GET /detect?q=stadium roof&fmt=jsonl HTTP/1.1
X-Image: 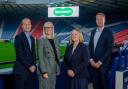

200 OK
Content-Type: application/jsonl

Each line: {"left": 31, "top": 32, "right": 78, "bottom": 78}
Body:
{"left": 69, "top": 0, "right": 128, "bottom": 14}
{"left": 0, "top": 4, "right": 47, "bottom": 19}
{"left": 0, "top": 0, "right": 128, "bottom": 20}
{"left": 0, "top": 0, "right": 69, "bottom": 4}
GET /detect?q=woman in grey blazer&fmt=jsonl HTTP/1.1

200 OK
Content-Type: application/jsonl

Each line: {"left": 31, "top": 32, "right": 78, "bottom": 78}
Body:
{"left": 38, "top": 21, "right": 60, "bottom": 89}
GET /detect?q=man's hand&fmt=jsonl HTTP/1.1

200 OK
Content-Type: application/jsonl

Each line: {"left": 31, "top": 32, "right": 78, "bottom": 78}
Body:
{"left": 90, "top": 59, "right": 96, "bottom": 68}
{"left": 29, "top": 65, "right": 36, "bottom": 73}
{"left": 67, "top": 70, "right": 75, "bottom": 77}
{"left": 42, "top": 73, "right": 48, "bottom": 79}
{"left": 95, "top": 61, "right": 102, "bottom": 69}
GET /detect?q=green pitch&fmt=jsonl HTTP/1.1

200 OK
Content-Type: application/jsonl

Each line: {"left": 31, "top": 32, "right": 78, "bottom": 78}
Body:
{"left": 0, "top": 42, "right": 16, "bottom": 62}
{"left": 0, "top": 42, "right": 66, "bottom": 69}
{"left": 0, "top": 42, "right": 15, "bottom": 69}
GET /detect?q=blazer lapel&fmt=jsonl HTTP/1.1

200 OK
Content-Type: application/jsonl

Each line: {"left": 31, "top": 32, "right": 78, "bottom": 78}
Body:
{"left": 71, "top": 43, "right": 80, "bottom": 56}
{"left": 95, "top": 28, "right": 105, "bottom": 52}
{"left": 68, "top": 44, "right": 73, "bottom": 60}
{"left": 53, "top": 38, "right": 60, "bottom": 59}
{"left": 22, "top": 32, "right": 32, "bottom": 52}
{"left": 30, "top": 36, "right": 34, "bottom": 51}
{"left": 92, "top": 30, "right": 96, "bottom": 53}
{"left": 45, "top": 38, "right": 54, "bottom": 53}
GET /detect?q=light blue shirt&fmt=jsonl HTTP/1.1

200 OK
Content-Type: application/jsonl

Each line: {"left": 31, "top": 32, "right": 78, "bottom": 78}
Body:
{"left": 24, "top": 32, "right": 31, "bottom": 49}
{"left": 94, "top": 28, "right": 103, "bottom": 52}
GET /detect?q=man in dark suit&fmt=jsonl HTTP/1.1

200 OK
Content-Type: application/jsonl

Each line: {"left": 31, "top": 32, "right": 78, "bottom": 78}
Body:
{"left": 13, "top": 18, "right": 36, "bottom": 89}
{"left": 89, "top": 13, "right": 113, "bottom": 89}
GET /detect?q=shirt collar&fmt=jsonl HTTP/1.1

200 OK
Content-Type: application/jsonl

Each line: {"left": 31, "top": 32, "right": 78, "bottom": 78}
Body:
{"left": 24, "top": 32, "right": 31, "bottom": 36}
{"left": 96, "top": 27, "right": 104, "bottom": 32}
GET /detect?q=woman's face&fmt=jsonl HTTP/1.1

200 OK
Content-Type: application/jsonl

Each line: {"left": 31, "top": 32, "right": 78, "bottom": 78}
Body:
{"left": 71, "top": 30, "right": 80, "bottom": 43}
{"left": 44, "top": 26, "right": 53, "bottom": 36}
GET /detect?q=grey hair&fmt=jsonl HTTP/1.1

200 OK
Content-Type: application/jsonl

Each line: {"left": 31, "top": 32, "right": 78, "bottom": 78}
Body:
{"left": 21, "top": 18, "right": 31, "bottom": 24}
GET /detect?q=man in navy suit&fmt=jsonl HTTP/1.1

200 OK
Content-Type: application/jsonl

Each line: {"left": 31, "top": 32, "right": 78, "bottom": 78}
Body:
{"left": 89, "top": 13, "right": 113, "bottom": 89}
{"left": 13, "top": 18, "right": 36, "bottom": 89}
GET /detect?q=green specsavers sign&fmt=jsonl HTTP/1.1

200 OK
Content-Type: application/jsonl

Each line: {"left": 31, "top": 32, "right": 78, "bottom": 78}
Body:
{"left": 48, "top": 6, "right": 79, "bottom": 17}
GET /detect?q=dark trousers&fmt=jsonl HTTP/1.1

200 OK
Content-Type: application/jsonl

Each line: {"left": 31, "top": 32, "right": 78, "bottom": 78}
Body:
{"left": 15, "top": 74, "right": 34, "bottom": 89}
{"left": 89, "top": 66, "right": 110, "bottom": 89}
{"left": 68, "top": 77, "right": 88, "bottom": 89}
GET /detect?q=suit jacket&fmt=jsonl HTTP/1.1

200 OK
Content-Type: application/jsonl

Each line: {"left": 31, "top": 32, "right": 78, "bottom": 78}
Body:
{"left": 13, "top": 32, "right": 36, "bottom": 75}
{"left": 38, "top": 36, "right": 60, "bottom": 75}
{"left": 89, "top": 28, "right": 113, "bottom": 71}
{"left": 64, "top": 43, "right": 90, "bottom": 78}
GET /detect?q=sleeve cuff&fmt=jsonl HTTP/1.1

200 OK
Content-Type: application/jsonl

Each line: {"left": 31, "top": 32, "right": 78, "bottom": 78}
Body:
{"left": 42, "top": 72, "right": 47, "bottom": 75}
{"left": 98, "top": 61, "right": 103, "bottom": 65}
{"left": 90, "top": 58, "right": 93, "bottom": 62}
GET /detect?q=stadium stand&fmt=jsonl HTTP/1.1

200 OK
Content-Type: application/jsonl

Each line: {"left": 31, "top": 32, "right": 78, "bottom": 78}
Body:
{"left": 111, "top": 22, "right": 128, "bottom": 33}
{"left": 13, "top": 20, "right": 37, "bottom": 38}
{"left": 0, "top": 18, "right": 127, "bottom": 45}
{"left": 1, "top": 19, "right": 20, "bottom": 39}
{"left": 31, "top": 20, "right": 45, "bottom": 39}
{"left": 109, "top": 22, "right": 128, "bottom": 44}
{"left": 0, "top": 21, "right": 4, "bottom": 38}
{"left": 54, "top": 20, "right": 69, "bottom": 34}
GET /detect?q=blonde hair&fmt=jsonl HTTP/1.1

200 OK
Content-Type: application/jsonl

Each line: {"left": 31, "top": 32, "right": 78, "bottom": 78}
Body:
{"left": 42, "top": 21, "right": 55, "bottom": 38}
{"left": 70, "top": 29, "right": 84, "bottom": 44}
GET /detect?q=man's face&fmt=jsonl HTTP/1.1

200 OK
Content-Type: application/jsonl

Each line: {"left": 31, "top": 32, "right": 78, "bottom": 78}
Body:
{"left": 22, "top": 19, "right": 32, "bottom": 32}
{"left": 96, "top": 15, "right": 105, "bottom": 28}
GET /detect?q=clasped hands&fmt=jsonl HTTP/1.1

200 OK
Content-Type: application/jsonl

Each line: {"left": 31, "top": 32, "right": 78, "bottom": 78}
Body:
{"left": 42, "top": 70, "right": 75, "bottom": 79}
{"left": 42, "top": 73, "right": 48, "bottom": 79}
{"left": 29, "top": 65, "right": 36, "bottom": 73}
{"left": 67, "top": 70, "right": 75, "bottom": 78}
{"left": 90, "top": 59, "right": 102, "bottom": 69}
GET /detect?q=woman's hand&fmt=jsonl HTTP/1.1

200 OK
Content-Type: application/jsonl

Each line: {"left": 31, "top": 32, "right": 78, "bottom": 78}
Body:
{"left": 42, "top": 73, "right": 48, "bottom": 79}
{"left": 67, "top": 70, "right": 75, "bottom": 77}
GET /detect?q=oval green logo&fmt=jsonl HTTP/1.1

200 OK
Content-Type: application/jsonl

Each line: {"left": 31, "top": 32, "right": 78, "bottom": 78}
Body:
{"left": 53, "top": 8, "right": 73, "bottom": 16}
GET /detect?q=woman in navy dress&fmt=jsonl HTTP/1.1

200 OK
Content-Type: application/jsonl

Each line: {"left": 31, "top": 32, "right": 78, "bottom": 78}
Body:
{"left": 64, "top": 29, "right": 90, "bottom": 89}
